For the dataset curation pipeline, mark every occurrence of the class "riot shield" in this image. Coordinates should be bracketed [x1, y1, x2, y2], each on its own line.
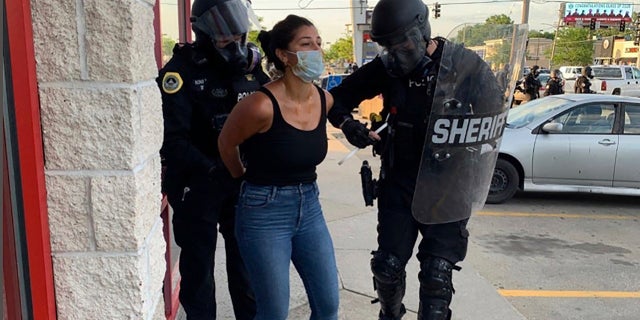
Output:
[411, 24, 528, 224]
[503, 25, 529, 108]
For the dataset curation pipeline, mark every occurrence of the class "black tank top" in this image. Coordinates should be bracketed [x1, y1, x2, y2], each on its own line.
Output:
[243, 86, 327, 186]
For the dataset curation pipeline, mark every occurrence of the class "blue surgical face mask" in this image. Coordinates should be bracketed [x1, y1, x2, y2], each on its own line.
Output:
[288, 50, 324, 83]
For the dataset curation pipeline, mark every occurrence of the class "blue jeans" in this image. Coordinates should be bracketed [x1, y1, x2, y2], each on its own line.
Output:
[235, 181, 339, 320]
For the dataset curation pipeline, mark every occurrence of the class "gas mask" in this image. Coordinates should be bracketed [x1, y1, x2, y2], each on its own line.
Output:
[378, 26, 429, 77]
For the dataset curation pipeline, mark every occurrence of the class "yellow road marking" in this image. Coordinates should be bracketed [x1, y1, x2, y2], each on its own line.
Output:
[478, 211, 636, 220]
[499, 289, 640, 298]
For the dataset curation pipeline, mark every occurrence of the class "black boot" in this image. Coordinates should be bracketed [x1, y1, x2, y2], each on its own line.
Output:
[417, 256, 460, 320]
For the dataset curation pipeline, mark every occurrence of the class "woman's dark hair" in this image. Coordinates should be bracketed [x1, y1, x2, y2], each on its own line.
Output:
[257, 15, 315, 71]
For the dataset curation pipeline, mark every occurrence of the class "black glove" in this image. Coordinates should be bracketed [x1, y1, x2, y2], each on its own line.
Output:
[341, 119, 375, 148]
[207, 158, 233, 180]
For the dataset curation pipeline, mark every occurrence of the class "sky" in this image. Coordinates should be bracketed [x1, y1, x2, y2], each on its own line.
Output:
[251, 0, 637, 44]
[160, 0, 638, 45]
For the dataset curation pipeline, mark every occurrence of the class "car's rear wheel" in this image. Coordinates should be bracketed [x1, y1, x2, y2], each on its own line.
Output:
[486, 159, 519, 204]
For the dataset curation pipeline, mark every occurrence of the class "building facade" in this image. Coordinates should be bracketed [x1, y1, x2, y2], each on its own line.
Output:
[3, 0, 194, 319]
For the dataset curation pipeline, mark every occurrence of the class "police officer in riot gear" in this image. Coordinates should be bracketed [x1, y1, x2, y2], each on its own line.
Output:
[157, 0, 269, 318]
[575, 66, 595, 93]
[328, 0, 480, 319]
[543, 69, 564, 96]
[523, 65, 542, 100]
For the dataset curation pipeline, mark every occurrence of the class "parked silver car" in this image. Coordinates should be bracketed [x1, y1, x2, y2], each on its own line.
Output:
[488, 94, 640, 203]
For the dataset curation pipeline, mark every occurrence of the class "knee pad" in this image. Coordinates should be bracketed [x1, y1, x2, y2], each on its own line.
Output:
[371, 251, 405, 284]
[370, 251, 407, 319]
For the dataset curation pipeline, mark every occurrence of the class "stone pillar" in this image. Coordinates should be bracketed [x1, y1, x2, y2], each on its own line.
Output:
[30, 0, 166, 319]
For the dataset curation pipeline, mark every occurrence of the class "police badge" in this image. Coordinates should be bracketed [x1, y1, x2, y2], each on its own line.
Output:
[162, 72, 183, 94]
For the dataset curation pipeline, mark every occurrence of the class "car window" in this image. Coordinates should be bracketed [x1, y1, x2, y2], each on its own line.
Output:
[633, 68, 640, 80]
[560, 67, 581, 79]
[591, 67, 622, 79]
[625, 67, 634, 79]
[554, 103, 615, 134]
[623, 104, 640, 134]
[507, 97, 570, 128]
[538, 74, 550, 87]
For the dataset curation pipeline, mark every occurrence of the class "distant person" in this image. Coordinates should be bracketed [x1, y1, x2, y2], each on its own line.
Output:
[575, 66, 595, 93]
[346, 62, 353, 73]
[351, 62, 359, 72]
[523, 65, 542, 100]
[496, 63, 511, 98]
[218, 14, 339, 320]
[543, 69, 564, 96]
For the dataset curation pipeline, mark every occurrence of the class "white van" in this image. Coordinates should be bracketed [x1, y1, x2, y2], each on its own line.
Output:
[558, 66, 582, 80]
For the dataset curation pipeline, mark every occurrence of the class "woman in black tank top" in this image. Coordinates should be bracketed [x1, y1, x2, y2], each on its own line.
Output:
[218, 15, 339, 320]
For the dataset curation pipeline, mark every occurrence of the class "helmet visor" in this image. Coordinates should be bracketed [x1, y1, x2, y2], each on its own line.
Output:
[191, 0, 249, 41]
[378, 26, 426, 77]
[216, 36, 249, 68]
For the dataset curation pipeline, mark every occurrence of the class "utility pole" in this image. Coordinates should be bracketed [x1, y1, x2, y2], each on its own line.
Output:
[521, 0, 531, 76]
[350, 0, 368, 66]
[550, 6, 563, 69]
[521, 0, 530, 24]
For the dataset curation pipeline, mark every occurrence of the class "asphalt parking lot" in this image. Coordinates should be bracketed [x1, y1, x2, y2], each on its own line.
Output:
[472, 191, 640, 320]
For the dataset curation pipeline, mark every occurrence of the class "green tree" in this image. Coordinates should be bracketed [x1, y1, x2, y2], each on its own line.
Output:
[448, 16, 518, 69]
[453, 15, 514, 47]
[162, 34, 176, 58]
[324, 36, 354, 63]
[528, 30, 554, 39]
[485, 14, 513, 25]
[551, 27, 593, 66]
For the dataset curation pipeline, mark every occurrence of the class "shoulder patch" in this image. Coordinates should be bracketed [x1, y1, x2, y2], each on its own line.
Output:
[162, 72, 183, 94]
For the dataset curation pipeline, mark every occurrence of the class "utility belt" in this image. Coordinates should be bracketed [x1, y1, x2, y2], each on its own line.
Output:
[358, 112, 424, 206]
[370, 112, 425, 169]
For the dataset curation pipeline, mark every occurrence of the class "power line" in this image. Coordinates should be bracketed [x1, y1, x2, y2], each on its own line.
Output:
[251, 0, 523, 10]
[161, 0, 640, 11]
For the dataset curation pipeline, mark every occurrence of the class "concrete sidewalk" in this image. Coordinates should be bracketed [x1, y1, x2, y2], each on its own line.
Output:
[197, 126, 526, 319]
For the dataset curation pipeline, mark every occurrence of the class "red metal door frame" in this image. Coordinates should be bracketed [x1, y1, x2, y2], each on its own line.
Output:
[5, 0, 56, 319]
[3, 140, 23, 320]
[154, 0, 192, 318]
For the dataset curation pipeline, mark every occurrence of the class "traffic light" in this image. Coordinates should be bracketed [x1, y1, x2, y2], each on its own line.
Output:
[635, 22, 640, 46]
[589, 18, 596, 31]
[619, 21, 626, 32]
[433, 2, 441, 19]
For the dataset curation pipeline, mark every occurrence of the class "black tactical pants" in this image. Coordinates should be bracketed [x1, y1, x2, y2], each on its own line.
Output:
[374, 170, 469, 319]
[168, 175, 255, 320]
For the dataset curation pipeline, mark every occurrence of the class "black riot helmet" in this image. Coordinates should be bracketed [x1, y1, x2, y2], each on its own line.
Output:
[531, 65, 540, 76]
[371, 0, 431, 77]
[583, 66, 593, 79]
[191, 0, 250, 70]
